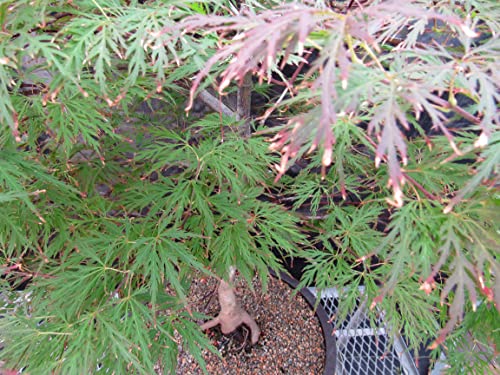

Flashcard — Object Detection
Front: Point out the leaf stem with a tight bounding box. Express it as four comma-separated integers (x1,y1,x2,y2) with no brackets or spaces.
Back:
91,0,111,22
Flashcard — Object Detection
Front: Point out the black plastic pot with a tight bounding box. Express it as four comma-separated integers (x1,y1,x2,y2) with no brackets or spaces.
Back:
271,270,336,375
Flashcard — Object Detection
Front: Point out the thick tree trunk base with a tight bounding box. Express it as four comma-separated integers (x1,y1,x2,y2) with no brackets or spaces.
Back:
200,273,260,345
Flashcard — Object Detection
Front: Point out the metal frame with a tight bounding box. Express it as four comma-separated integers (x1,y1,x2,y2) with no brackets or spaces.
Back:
309,287,420,375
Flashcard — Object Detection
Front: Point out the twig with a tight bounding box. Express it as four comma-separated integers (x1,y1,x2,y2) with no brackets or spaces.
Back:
362,133,442,202
431,96,482,126
202,284,218,312
27,12,73,33
232,326,249,352
401,173,441,202
198,90,234,118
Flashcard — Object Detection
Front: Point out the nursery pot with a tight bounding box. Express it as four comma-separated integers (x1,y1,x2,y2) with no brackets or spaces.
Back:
270,270,337,375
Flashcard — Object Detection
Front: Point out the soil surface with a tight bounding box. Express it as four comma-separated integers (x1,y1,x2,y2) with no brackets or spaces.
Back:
175,274,325,375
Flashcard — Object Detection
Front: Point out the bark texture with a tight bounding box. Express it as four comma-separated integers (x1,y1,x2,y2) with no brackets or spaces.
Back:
200,271,260,345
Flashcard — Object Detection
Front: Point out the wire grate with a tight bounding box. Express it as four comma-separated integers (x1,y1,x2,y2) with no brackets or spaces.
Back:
309,287,419,375
339,334,403,374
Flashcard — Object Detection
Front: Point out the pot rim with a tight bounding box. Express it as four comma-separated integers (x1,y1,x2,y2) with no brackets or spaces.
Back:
270,270,336,375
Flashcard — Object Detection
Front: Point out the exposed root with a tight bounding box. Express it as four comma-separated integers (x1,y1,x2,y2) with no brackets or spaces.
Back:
200,269,260,345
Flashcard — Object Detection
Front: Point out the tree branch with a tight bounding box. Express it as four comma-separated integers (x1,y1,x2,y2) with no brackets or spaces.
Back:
198,89,235,118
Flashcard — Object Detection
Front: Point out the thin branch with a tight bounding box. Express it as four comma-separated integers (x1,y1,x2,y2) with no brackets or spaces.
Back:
363,133,442,202
197,89,235,118
403,172,442,202
431,96,482,126
27,12,73,33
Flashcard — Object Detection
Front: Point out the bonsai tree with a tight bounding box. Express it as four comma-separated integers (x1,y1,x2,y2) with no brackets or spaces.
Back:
1,0,498,374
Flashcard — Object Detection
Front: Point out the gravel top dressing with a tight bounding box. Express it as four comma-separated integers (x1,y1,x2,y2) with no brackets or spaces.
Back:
175,275,325,375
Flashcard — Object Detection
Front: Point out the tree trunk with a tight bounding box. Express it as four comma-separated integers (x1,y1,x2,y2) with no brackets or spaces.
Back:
200,267,260,344
236,72,252,138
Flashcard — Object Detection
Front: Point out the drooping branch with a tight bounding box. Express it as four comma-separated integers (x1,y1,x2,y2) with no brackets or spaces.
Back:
179,1,481,209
